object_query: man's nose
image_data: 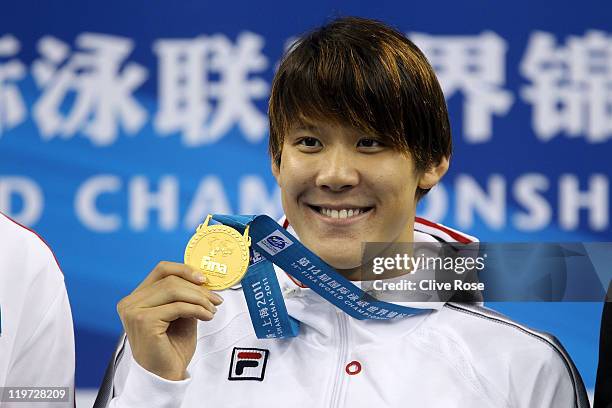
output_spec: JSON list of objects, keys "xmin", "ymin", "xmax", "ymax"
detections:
[{"xmin": 314, "ymin": 147, "xmax": 360, "ymax": 192}]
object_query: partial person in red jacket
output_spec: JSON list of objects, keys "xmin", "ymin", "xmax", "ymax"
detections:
[{"xmin": 0, "ymin": 213, "xmax": 75, "ymax": 408}]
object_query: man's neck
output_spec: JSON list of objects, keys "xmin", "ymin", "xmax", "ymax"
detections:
[{"xmin": 337, "ymin": 226, "xmax": 416, "ymax": 281}]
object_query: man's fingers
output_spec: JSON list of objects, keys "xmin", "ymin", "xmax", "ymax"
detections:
[
  {"xmin": 132, "ymin": 276, "xmax": 220, "ymax": 313},
  {"xmin": 138, "ymin": 261, "xmax": 206, "ymax": 289},
  {"xmin": 119, "ymin": 274, "xmax": 224, "ymax": 314},
  {"xmin": 153, "ymin": 302, "xmax": 215, "ymax": 323},
  {"xmin": 204, "ymin": 287, "xmax": 224, "ymax": 305}
]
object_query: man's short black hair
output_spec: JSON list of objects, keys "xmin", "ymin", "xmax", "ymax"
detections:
[{"xmin": 268, "ymin": 16, "xmax": 451, "ymax": 199}]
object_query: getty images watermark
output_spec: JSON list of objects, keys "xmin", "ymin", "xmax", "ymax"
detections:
[
  {"xmin": 360, "ymin": 242, "xmax": 612, "ymax": 302},
  {"xmin": 370, "ymin": 249, "xmax": 486, "ymax": 292}
]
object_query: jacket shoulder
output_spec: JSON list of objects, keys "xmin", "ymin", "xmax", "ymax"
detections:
[
  {"xmin": 434, "ymin": 303, "xmax": 589, "ymax": 407},
  {"xmin": 0, "ymin": 212, "xmax": 64, "ymax": 287}
]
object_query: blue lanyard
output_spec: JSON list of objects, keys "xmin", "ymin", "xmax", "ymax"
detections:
[{"xmin": 212, "ymin": 214, "xmax": 431, "ymax": 339}]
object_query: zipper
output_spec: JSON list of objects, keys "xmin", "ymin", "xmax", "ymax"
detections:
[{"xmin": 329, "ymin": 310, "xmax": 349, "ymax": 408}]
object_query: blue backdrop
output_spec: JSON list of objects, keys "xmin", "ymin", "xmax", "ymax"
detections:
[{"xmin": 0, "ymin": 0, "xmax": 609, "ymax": 396}]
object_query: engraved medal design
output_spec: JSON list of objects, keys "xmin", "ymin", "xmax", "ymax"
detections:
[{"xmin": 184, "ymin": 214, "xmax": 250, "ymax": 290}]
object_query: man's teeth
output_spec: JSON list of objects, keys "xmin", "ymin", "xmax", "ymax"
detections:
[{"xmin": 318, "ymin": 207, "xmax": 365, "ymax": 219}]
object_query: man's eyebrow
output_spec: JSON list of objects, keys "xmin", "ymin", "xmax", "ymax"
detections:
[{"xmin": 292, "ymin": 123, "xmax": 320, "ymax": 132}]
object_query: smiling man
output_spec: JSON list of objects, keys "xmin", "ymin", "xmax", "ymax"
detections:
[{"xmin": 95, "ymin": 17, "xmax": 588, "ymax": 408}]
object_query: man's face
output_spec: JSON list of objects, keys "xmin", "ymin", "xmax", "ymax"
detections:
[{"xmin": 272, "ymin": 121, "xmax": 443, "ymax": 272}]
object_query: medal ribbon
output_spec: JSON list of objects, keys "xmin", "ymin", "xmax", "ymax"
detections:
[{"xmin": 212, "ymin": 214, "xmax": 431, "ymax": 339}]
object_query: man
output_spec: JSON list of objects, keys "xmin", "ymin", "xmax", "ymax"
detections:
[
  {"xmin": 95, "ymin": 17, "xmax": 588, "ymax": 407},
  {"xmin": 0, "ymin": 212, "xmax": 75, "ymax": 407}
]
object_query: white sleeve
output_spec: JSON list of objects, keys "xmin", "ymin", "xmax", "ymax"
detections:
[
  {"xmin": 108, "ymin": 347, "xmax": 192, "ymax": 408},
  {"xmin": 512, "ymin": 344, "xmax": 579, "ymax": 408},
  {"xmin": 4, "ymin": 256, "xmax": 75, "ymax": 408},
  {"xmin": 439, "ymin": 304, "xmax": 588, "ymax": 408}
]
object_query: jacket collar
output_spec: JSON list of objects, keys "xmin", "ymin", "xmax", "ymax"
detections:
[{"xmin": 274, "ymin": 215, "xmax": 448, "ymax": 311}]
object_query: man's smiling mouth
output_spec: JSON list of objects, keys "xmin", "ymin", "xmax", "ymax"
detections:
[{"xmin": 308, "ymin": 205, "xmax": 374, "ymax": 220}]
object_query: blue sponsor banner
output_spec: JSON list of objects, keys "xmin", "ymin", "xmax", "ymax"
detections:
[{"xmin": 0, "ymin": 0, "xmax": 609, "ymax": 391}]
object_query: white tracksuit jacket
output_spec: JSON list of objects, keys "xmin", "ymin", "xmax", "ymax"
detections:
[
  {"xmin": 0, "ymin": 213, "xmax": 75, "ymax": 408},
  {"xmin": 97, "ymin": 217, "xmax": 588, "ymax": 408}
]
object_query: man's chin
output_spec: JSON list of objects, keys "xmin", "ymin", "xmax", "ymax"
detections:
[
  {"xmin": 301, "ymin": 236, "xmax": 365, "ymax": 269},
  {"xmin": 315, "ymin": 251, "xmax": 363, "ymax": 271}
]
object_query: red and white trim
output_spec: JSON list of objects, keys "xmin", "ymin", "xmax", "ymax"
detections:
[
  {"xmin": 277, "ymin": 214, "xmax": 476, "ymax": 288},
  {"xmin": 414, "ymin": 217, "xmax": 476, "ymax": 244},
  {"xmin": 0, "ymin": 212, "xmax": 65, "ymax": 275},
  {"xmin": 278, "ymin": 215, "xmax": 306, "ymax": 288}
]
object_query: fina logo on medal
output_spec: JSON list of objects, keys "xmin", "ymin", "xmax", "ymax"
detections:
[
  {"xmin": 257, "ymin": 230, "xmax": 293, "ymax": 256},
  {"xmin": 228, "ymin": 347, "xmax": 270, "ymax": 381},
  {"xmin": 200, "ymin": 238, "xmax": 234, "ymax": 275}
]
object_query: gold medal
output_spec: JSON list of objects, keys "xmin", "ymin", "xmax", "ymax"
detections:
[{"xmin": 184, "ymin": 214, "xmax": 251, "ymax": 290}]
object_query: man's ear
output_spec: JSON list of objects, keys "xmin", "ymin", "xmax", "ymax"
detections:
[
  {"xmin": 418, "ymin": 156, "xmax": 450, "ymax": 190},
  {"xmin": 271, "ymin": 160, "xmax": 281, "ymax": 186}
]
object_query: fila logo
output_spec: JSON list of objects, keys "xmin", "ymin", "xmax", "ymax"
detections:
[{"xmin": 228, "ymin": 347, "xmax": 269, "ymax": 381}]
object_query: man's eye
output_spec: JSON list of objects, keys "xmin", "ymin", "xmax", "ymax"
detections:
[
  {"xmin": 357, "ymin": 138, "xmax": 383, "ymax": 148},
  {"xmin": 298, "ymin": 137, "xmax": 322, "ymax": 147}
]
